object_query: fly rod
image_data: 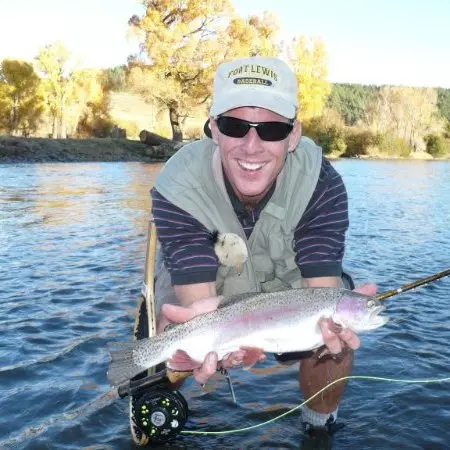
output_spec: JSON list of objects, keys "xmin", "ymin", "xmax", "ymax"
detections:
[{"xmin": 377, "ymin": 268, "xmax": 450, "ymax": 301}]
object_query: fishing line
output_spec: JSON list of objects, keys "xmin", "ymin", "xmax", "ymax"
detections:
[
  {"xmin": 181, "ymin": 269, "xmax": 450, "ymax": 436},
  {"xmin": 181, "ymin": 374, "xmax": 450, "ymax": 436}
]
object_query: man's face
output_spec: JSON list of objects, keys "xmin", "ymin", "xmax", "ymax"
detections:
[{"xmin": 210, "ymin": 107, "xmax": 301, "ymax": 207}]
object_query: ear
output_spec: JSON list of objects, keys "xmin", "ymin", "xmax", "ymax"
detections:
[
  {"xmin": 209, "ymin": 118, "xmax": 219, "ymax": 144},
  {"xmin": 287, "ymin": 120, "xmax": 302, "ymax": 153}
]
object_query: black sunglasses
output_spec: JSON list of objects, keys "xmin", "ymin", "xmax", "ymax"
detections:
[{"xmin": 216, "ymin": 116, "xmax": 294, "ymax": 142}]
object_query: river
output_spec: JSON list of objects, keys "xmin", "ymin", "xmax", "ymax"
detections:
[{"xmin": 0, "ymin": 159, "xmax": 449, "ymax": 449}]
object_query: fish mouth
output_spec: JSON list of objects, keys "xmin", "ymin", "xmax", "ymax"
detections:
[{"xmin": 367, "ymin": 305, "xmax": 389, "ymax": 328}]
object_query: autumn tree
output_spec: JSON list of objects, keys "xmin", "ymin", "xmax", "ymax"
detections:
[
  {"xmin": 127, "ymin": 1, "xmax": 280, "ymax": 141},
  {"xmin": 288, "ymin": 37, "xmax": 331, "ymax": 121},
  {"xmin": 77, "ymin": 69, "xmax": 114, "ymax": 137},
  {"xmin": 0, "ymin": 59, "xmax": 44, "ymax": 135},
  {"xmin": 219, "ymin": 12, "xmax": 280, "ymax": 60},
  {"xmin": 34, "ymin": 42, "xmax": 76, "ymax": 138},
  {"xmin": 365, "ymin": 87, "xmax": 440, "ymax": 151},
  {"xmin": 35, "ymin": 42, "xmax": 105, "ymax": 138}
]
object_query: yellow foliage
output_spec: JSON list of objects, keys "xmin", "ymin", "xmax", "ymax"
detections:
[
  {"xmin": 366, "ymin": 86, "xmax": 440, "ymax": 151},
  {"xmin": 221, "ymin": 11, "xmax": 280, "ymax": 59},
  {"xmin": 288, "ymin": 36, "xmax": 331, "ymax": 121},
  {"xmin": 35, "ymin": 42, "xmax": 106, "ymax": 138},
  {"xmin": 127, "ymin": 1, "xmax": 281, "ymax": 140},
  {"xmin": 0, "ymin": 59, "xmax": 44, "ymax": 135}
]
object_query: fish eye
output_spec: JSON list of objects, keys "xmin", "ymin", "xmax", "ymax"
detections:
[{"xmin": 367, "ymin": 300, "xmax": 376, "ymax": 308}]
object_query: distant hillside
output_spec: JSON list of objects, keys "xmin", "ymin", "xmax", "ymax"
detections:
[
  {"xmin": 329, "ymin": 83, "xmax": 450, "ymax": 126},
  {"xmin": 108, "ymin": 91, "xmax": 208, "ymax": 141},
  {"xmin": 108, "ymin": 91, "xmax": 160, "ymax": 139}
]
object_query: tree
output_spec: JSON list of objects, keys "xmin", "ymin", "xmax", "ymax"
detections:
[
  {"xmin": 424, "ymin": 133, "xmax": 449, "ymax": 157},
  {"xmin": 220, "ymin": 12, "xmax": 280, "ymax": 60},
  {"xmin": 287, "ymin": 37, "xmax": 331, "ymax": 121},
  {"xmin": 327, "ymin": 83, "xmax": 377, "ymax": 126},
  {"xmin": 437, "ymin": 88, "xmax": 450, "ymax": 123},
  {"xmin": 0, "ymin": 59, "xmax": 44, "ymax": 135},
  {"xmin": 101, "ymin": 65, "xmax": 128, "ymax": 92},
  {"xmin": 127, "ymin": 1, "xmax": 280, "ymax": 141},
  {"xmin": 35, "ymin": 42, "xmax": 104, "ymax": 138},
  {"xmin": 365, "ymin": 87, "xmax": 439, "ymax": 151},
  {"xmin": 35, "ymin": 42, "xmax": 80, "ymax": 138}
]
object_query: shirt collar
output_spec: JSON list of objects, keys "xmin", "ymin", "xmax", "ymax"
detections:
[{"xmin": 222, "ymin": 168, "xmax": 275, "ymax": 216}]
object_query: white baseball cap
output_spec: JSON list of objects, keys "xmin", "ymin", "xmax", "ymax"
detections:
[{"xmin": 210, "ymin": 56, "xmax": 298, "ymax": 119}]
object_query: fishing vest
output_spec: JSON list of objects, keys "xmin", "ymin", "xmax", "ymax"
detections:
[{"xmin": 154, "ymin": 136, "xmax": 322, "ymax": 307}]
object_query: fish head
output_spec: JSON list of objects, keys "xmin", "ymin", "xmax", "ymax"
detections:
[{"xmin": 334, "ymin": 293, "xmax": 389, "ymax": 333}]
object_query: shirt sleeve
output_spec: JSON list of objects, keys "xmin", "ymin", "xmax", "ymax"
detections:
[
  {"xmin": 293, "ymin": 159, "xmax": 349, "ymax": 278},
  {"xmin": 151, "ymin": 188, "xmax": 219, "ymax": 285}
]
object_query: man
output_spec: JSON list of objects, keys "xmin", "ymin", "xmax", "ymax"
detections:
[{"xmin": 150, "ymin": 56, "xmax": 376, "ymax": 445}]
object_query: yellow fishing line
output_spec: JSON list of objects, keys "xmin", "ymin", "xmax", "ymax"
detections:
[{"xmin": 181, "ymin": 375, "xmax": 450, "ymax": 436}]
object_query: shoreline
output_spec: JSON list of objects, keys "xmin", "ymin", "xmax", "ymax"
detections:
[
  {"xmin": 0, "ymin": 136, "xmax": 448, "ymax": 163},
  {"xmin": 0, "ymin": 136, "xmax": 176, "ymax": 164}
]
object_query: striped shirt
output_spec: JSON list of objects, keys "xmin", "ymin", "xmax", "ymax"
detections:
[{"xmin": 152, "ymin": 157, "xmax": 348, "ymax": 285}]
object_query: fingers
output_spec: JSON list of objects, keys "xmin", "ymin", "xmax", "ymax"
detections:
[
  {"xmin": 354, "ymin": 283, "xmax": 377, "ymax": 296},
  {"xmin": 193, "ymin": 351, "xmax": 218, "ymax": 385},
  {"xmin": 317, "ymin": 283, "xmax": 375, "ymax": 355},
  {"xmin": 339, "ymin": 327, "xmax": 360, "ymax": 350},
  {"xmin": 193, "ymin": 347, "xmax": 267, "ymax": 386},
  {"xmin": 162, "ymin": 304, "xmax": 197, "ymax": 323},
  {"xmin": 319, "ymin": 318, "xmax": 360, "ymax": 354},
  {"xmin": 161, "ymin": 296, "xmax": 223, "ymax": 324},
  {"xmin": 156, "ymin": 314, "xmax": 170, "ymax": 334},
  {"xmin": 221, "ymin": 350, "xmax": 246, "ymax": 369}
]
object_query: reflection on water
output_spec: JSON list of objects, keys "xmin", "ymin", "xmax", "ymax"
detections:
[{"xmin": 0, "ymin": 160, "xmax": 449, "ymax": 449}]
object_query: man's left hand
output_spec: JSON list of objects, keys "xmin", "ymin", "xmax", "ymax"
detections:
[{"xmin": 319, "ymin": 283, "xmax": 377, "ymax": 354}]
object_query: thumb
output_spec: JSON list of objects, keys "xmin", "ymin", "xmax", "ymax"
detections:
[
  {"xmin": 354, "ymin": 283, "xmax": 377, "ymax": 296},
  {"xmin": 162, "ymin": 304, "xmax": 196, "ymax": 323},
  {"xmin": 161, "ymin": 296, "xmax": 223, "ymax": 324}
]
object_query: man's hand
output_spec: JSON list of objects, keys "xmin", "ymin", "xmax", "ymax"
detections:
[
  {"xmin": 159, "ymin": 296, "xmax": 265, "ymax": 385},
  {"xmin": 318, "ymin": 283, "xmax": 378, "ymax": 354}
]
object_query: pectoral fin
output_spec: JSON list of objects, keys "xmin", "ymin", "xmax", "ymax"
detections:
[{"xmin": 167, "ymin": 349, "xmax": 202, "ymax": 371}]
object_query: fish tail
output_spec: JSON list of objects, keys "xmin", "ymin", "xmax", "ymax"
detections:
[{"xmin": 107, "ymin": 341, "xmax": 149, "ymax": 386}]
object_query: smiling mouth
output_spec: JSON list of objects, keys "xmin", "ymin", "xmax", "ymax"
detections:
[{"xmin": 237, "ymin": 160, "xmax": 266, "ymax": 171}]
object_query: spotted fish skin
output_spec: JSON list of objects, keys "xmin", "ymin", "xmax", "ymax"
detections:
[{"xmin": 107, "ymin": 288, "xmax": 388, "ymax": 386}]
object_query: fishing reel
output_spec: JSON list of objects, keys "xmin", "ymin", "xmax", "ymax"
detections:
[{"xmin": 118, "ymin": 370, "xmax": 189, "ymax": 444}]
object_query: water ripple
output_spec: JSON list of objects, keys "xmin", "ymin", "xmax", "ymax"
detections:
[{"xmin": 1, "ymin": 161, "xmax": 449, "ymax": 448}]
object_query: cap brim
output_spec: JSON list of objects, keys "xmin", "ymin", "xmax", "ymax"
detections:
[{"xmin": 210, "ymin": 89, "xmax": 297, "ymax": 119}]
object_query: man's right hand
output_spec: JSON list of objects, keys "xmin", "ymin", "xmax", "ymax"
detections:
[{"xmin": 158, "ymin": 296, "xmax": 265, "ymax": 385}]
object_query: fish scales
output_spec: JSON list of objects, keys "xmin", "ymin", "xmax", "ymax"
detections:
[{"xmin": 108, "ymin": 288, "xmax": 388, "ymax": 386}]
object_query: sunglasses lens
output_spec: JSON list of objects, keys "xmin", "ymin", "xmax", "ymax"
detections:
[
  {"xmin": 258, "ymin": 122, "xmax": 293, "ymax": 141},
  {"xmin": 216, "ymin": 117, "xmax": 293, "ymax": 141},
  {"xmin": 216, "ymin": 116, "xmax": 249, "ymax": 138}
]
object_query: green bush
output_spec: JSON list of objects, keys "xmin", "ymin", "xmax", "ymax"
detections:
[
  {"xmin": 302, "ymin": 118, "xmax": 346, "ymax": 155},
  {"xmin": 372, "ymin": 133, "xmax": 412, "ymax": 157},
  {"xmin": 391, "ymin": 137, "xmax": 412, "ymax": 157},
  {"xmin": 330, "ymin": 137, "xmax": 347, "ymax": 155},
  {"xmin": 343, "ymin": 130, "xmax": 376, "ymax": 157},
  {"xmin": 424, "ymin": 134, "xmax": 449, "ymax": 157}
]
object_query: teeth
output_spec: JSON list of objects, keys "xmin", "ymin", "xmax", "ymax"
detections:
[{"xmin": 238, "ymin": 160, "xmax": 265, "ymax": 171}]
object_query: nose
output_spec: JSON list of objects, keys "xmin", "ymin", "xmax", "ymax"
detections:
[{"xmin": 241, "ymin": 127, "xmax": 262, "ymax": 153}]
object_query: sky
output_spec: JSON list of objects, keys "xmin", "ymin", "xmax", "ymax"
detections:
[{"xmin": 0, "ymin": 0, "xmax": 449, "ymax": 88}]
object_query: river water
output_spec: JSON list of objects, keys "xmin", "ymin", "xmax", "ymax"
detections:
[{"xmin": 0, "ymin": 160, "xmax": 449, "ymax": 449}]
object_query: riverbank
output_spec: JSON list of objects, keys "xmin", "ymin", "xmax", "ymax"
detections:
[
  {"xmin": 0, "ymin": 136, "xmax": 180, "ymax": 163},
  {"xmin": 0, "ymin": 136, "xmax": 447, "ymax": 163}
]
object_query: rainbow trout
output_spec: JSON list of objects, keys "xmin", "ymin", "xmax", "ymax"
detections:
[{"xmin": 108, "ymin": 287, "xmax": 388, "ymax": 386}]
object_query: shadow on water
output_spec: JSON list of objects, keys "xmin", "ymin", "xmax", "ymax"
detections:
[{"xmin": 1, "ymin": 160, "xmax": 450, "ymax": 449}]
